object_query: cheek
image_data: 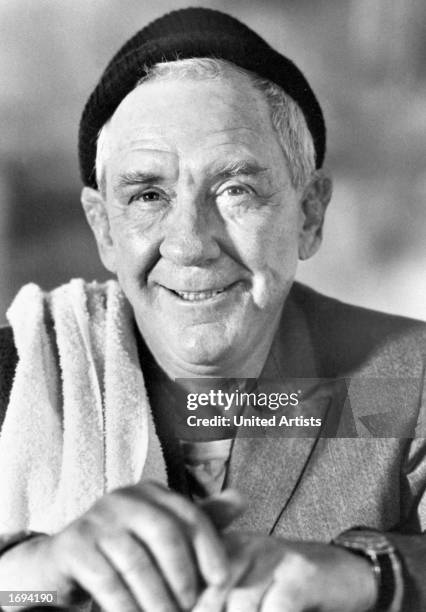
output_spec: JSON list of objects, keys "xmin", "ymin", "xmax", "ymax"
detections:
[
  {"xmin": 106, "ymin": 241, "xmax": 153, "ymax": 309},
  {"xmin": 109, "ymin": 215, "xmax": 162, "ymax": 281},
  {"xmin": 229, "ymin": 212, "xmax": 299, "ymax": 276},
  {"xmin": 227, "ymin": 213, "xmax": 299, "ymax": 309}
]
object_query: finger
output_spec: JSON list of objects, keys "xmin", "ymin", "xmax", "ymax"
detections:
[
  {"xmin": 64, "ymin": 538, "xmax": 140, "ymax": 612},
  {"xmin": 98, "ymin": 532, "xmax": 180, "ymax": 612},
  {"xmin": 136, "ymin": 482, "xmax": 230, "ymax": 585},
  {"xmin": 122, "ymin": 496, "xmax": 200, "ymax": 609},
  {"xmin": 225, "ymin": 585, "xmax": 265, "ymax": 612},
  {"xmin": 192, "ymin": 585, "xmax": 229, "ymax": 612},
  {"xmin": 260, "ymin": 555, "xmax": 308, "ymax": 612},
  {"xmin": 193, "ymin": 537, "xmax": 254, "ymax": 612},
  {"xmin": 200, "ymin": 490, "xmax": 246, "ymax": 530},
  {"xmin": 260, "ymin": 587, "xmax": 302, "ymax": 612}
]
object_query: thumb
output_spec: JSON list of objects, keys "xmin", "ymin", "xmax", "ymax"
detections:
[{"xmin": 200, "ymin": 489, "xmax": 246, "ymax": 530}]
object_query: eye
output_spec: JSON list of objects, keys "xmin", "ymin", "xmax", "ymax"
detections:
[
  {"xmin": 223, "ymin": 185, "xmax": 252, "ymax": 197},
  {"xmin": 216, "ymin": 183, "xmax": 257, "ymax": 209},
  {"xmin": 225, "ymin": 185, "xmax": 250, "ymax": 196},
  {"xmin": 140, "ymin": 190, "xmax": 160, "ymax": 201},
  {"xmin": 128, "ymin": 189, "xmax": 168, "ymax": 205}
]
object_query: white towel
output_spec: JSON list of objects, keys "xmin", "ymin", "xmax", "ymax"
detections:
[{"xmin": 0, "ymin": 278, "xmax": 167, "ymax": 535}]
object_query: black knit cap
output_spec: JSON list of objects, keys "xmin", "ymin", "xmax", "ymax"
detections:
[{"xmin": 79, "ymin": 7, "xmax": 326, "ymax": 188}]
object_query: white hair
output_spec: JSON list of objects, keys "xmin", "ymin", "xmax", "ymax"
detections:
[{"xmin": 96, "ymin": 58, "xmax": 315, "ymax": 193}]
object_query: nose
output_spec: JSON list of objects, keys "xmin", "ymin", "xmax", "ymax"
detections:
[{"xmin": 159, "ymin": 200, "xmax": 221, "ymax": 266}]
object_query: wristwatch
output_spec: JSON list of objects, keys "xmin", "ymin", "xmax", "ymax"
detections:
[{"xmin": 332, "ymin": 528, "xmax": 403, "ymax": 612}]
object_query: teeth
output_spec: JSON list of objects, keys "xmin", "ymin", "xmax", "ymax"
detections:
[{"xmin": 176, "ymin": 289, "xmax": 225, "ymax": 301}]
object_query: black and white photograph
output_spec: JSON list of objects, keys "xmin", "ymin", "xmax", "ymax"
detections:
[{"xmin": 0, "ymin": 1, "xmax": 425, "ymax": 611}]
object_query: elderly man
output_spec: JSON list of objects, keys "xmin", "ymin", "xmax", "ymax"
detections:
[{"xmin": 0, "ymin": 7, "xmax": 425, "ymax": 612}]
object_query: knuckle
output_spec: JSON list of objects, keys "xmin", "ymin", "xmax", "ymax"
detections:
[
  {"xmin": 123, "ymin": 480, "xmax": 164, "ymax": 498},
  {"xmin": 281, "ymin": 551, "xmax": 317, "ymax": 580},
  {"xmin": 106, "ymin": 486, "xmax": 132, "ymax": 503},
  {"xmin": 141, "ymin": 479, "xmax": 168, "ymax": 492},
  {"xmin": 108, "ymin": 483, "xmax": 155, "ymax": 510},
  {"xmin": 180, "ymin": 502, "xmax": 201, "ymax": 525},
  {"xmin": 185, "ymin": 503, "xmax": 216, "ymax": 535},
  {"xmin": 55, "ymin": 521, "xmax": 91, "ymax": 556},
  {"xmin": 74, "ymin": 516, "xmax": 98, "ymax": 539},
  {"xmin": 90, "ymin": 495, "xmax": 120, "ymax": 524}
]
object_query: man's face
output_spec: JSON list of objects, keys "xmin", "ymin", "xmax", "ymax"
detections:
[{"xmin": 88, "ymin": 73, "xmax": 315, "ymax": 374}]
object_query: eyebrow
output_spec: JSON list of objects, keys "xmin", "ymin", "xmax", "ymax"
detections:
[
  {"xmin": 212, "ymin": 159, "xmax": 269, "ymax": 180},
  {"xmin": 113, "ymin": 160, "xmax": 269, "ymax": 195},
  {"xmin": 113, "ymin": 170, "xmax": 165, "ymax": 195}
]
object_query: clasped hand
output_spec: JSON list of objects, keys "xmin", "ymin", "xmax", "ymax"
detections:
[{"xmin": 0, "ymin": 482, "xmax": 377, "ymax": 612}]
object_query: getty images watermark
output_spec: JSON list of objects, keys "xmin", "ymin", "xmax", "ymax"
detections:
[
  {"xmin": 185, "ymin": 387, "xmax": 321, "ymax": 429},
  {"xmin": 173, "ymin": 377, "xmax": 424, "ymax": 439}
]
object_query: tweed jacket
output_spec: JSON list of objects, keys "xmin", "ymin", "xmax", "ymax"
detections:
[{"xmin": 1, "ymin": 282, "xmax": 426, "ymax": 610}]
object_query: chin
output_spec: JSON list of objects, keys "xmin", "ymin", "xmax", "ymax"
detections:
[{"xmin": 174, "ymin": 325, "xmax": 237, "ymax": 369}]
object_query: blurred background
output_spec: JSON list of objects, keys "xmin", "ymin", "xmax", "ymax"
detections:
[{"xmin": 1, "ymin": 0, "xmax": 425, "ymax": 324}]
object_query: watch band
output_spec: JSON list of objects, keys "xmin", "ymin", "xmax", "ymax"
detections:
[{"xmin": 332, "ymin": 529, "xmax": 403, "ymax": 612}]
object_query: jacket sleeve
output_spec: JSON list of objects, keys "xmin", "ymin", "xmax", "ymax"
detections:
[
  {"xmin": 386, "ymin": 532, "xmax": 426, "ymax": 611},
  {"xmin": 387, "ymin": 375, "xmax": 426, "ymax": 611}
]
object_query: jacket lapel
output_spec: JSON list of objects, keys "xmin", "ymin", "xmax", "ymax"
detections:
[{"xmin": 226, "ymin": 292, "xmax": 334, "ymax": 534}]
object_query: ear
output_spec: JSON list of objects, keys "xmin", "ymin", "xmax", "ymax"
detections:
[
  {"xmin": 298, "ymin": 169, "xmax": 332, "ymax": 260},
  {"xmin": 80, "ymin": 186, "xmax": 117, "ymax": 273}
]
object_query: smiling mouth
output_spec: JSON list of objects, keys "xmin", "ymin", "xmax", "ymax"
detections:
[
  {"xmin": 174, "ymin": 288, "xmax": 225, "ymax": 301},
  {"xmin": 166, "ymin": 282, "xmax": 241, "ymax": 302}
]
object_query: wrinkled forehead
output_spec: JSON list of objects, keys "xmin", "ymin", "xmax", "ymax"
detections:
[
  {"xmin": 96, "ymin": 70, "xmax": 275, "ymax": 185},
  {"xmin": 115, "ymin": 71, "xmax": 268, "ymax": 137}
]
